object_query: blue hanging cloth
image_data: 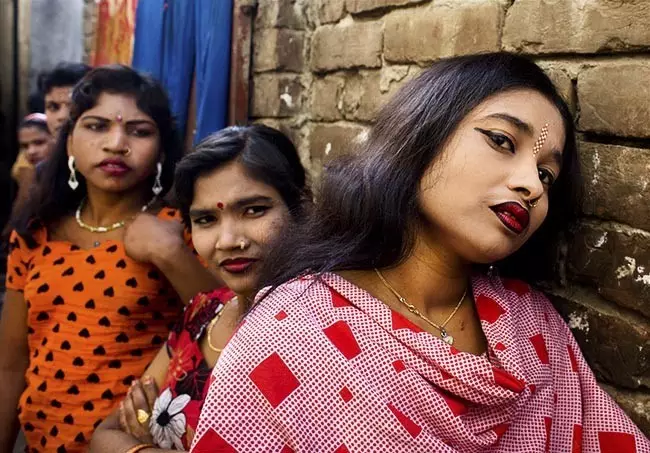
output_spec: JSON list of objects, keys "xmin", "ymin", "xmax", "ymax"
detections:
[
  {"xmin": 132, "ymin": 0, "xmax": 233, "ymax": 143},
  {"xmin": 194, "ymin": 0, "xmax": 233, "ymax": 143}
]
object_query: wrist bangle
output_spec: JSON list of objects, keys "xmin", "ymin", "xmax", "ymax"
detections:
[{"xmin": 124, "ymin": 444, "xmax": 154, "ymax": 453}]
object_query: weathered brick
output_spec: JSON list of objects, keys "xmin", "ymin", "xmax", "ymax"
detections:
[
  {"xmin": 602, "ymin": 384, "xmax": 650, "ymax": 436},
  {"xmin": 310, "ymin": 122, "xmax": 368, "ymax": 164},
  {"xmin": 318, "ymin": 0, "xmax": 346, "ymax": 24},
  {"xmin": 537, "ymin": 63, "xmax": 575, "ymax": 113},
  {"xmin": 579, "ymin": 142, "xmax": 650, "ymax": 231},
  {"xmin": 254, "ymin": 29, "xmax": 305, "ymax": 73},
  {"xmin": 384, "ymin": 1, "xmax": 502, "ymax": 63},
  {"xmin": 577, "ymin": 64, "xmax": 650, "ymax": 138},
  {"xmin": 251, "ymin": 74, "xmax": 303, "ymax": 118},
  {"xmin": 503, "ymin": 0, "xmax": 650, "ymax": 54},
  {"xmin": 311, "ymin": 75, "xmax": 345, "ymax": 121},
  {"xmin": 255, "ymin": 118, "xmax": 311, "ymax": 171},
  {"xmin": 568, "ymin": 221, "xmax": 650, "ymax": 318},
  {"xmin": 255, "ymin": 0, "xmax": 307, "ymax": 29},
  {"xmin": 346, "ymin": 0, "xmax": 425, "ymax": 14},
  {"xmin": 311, "ymin": 18, "xmax": 383, "ymax": 72},
  {"xmin": 549, "ymin": 288, "xmax": 650, "ymax": 390},
  {"xmin": 341, "ymin": 65, "xmax": 417, "ymax": 121}
]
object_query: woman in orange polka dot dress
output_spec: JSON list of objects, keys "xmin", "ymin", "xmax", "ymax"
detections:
[{"xmin": 0, "ymin": 66, "xmax": 219, "ymax": 453}]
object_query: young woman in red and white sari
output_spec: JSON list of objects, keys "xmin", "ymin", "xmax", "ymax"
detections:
[{"xmin": 192, "ymin": 53, "xmax": 650, "ymax": 452}]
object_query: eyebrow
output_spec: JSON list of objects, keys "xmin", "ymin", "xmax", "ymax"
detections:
[
  {"xmin": 484, "ymin": 113, "xmax": 534, "ymax": 136},
  {"xmin": 189, "ymin": 195, "xmax": 275, "ymax": 217},
  {"xmin": 80, "ymin": 115, "xmax": 156, "ymax": 126}
]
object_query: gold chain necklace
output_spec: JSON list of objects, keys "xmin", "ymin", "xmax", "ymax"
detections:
[
  {"xmin": 375, "ymin": 269, "xmax": 466, "ymax": 345},
  {"xmin": 207, "ymin": 297, "xmax": 238, "ymax": 353},
  {"xmin": 75, "ymin": 196, "xmax": 157, "ymax": 233}
]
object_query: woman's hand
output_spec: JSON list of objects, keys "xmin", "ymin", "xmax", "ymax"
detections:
[
  {"xmin": 124, "ymin": 213, "xmax": 185, "ymax": 264},
  {"xmin": 118, "ymin": 377, "xmax": 160, "ymax": 445}
]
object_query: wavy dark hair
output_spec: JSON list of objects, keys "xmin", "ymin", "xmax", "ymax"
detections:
[
  {"xmin": 262, "ymin": 52, "xmax": 582, "ymax": 289},
  {"xmin": 174, "ymin": 124, "xmax": 310, "ymax": 227},
  {"xmin": 11, "ymin": 65, "xmax": 182, "ymax": 247}
]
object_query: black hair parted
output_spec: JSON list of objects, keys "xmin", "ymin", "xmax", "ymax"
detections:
[
  {"xmin": 260, "ymin": 52, "xmax": 582, "ymax": 289},
  {"xmin": 10, "ymin": 65, "xmax": 182, "ymax": 247},
  {"xmin": 174, "ymin": 124, "xmax": 310, "ymax": 226}
]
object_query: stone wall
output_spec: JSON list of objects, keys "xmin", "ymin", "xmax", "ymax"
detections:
[{"xmin": 250, "ymin": 0, "xmax": 650, "ymax": 434}]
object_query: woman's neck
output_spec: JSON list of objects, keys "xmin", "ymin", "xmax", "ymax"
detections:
[
  {"xmin": 346, "ymin": 234, "xmax": 471, "ymax": 318},
  {"xmin": 83, "ymin": 185, "xmax": 154, "ymax": 226}
]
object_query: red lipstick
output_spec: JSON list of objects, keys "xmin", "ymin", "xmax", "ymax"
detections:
[
  {"xmin": 491, "ymin": 202, "xmax": 530, "ymax": 234},
  {"xmin": 220, "ymin": 258, "xmax": 258, "ymax": 274},
  {"xmin": 98, "ymin": 158, "xmax": 131, "ymax": 176}
]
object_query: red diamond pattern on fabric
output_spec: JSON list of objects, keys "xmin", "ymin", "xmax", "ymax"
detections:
[
  {"xmin": 571, "ymin": 424, "xmax": 582, "ymax": 453},
  {"xmin": 388, "ymin": 403, "xmax": 422, "ymax": 439},
  {"xmin": 280, "ymin": 446, "xmax": 295, "ymax": 453},
  {"xmin": 492, "ymin": 367, "xmax": 526, "ymax": 393},
  {"xmin": 339, "ymin": 386, "xmax": 353, "ymax": 403},
  {"xmin": 439, "ymin": 368, "xmax": 452, "ymax": 381},
  {"xmin": 392, "ymin": 359, "xmax": 406, "ymax": 373},
  {"xmin": 192, "ymin": 428, "xmax": 236, "ymax": 453},
  {"xmin": 493, "ymin": 423, "xmax": 509, "ymax": 442},
  {"xmin": 502, "ymin": 278, "xmax": 529, "ymax": 296},
  {"xmin": 530, "ymin": 333, "xmax": 550, "ymax": 364},
  {"xmin": 475, "ymin": 295, "xmax": 506, "ymax": 324},
  {"xmin": 598, "ymin": 431, "xmax": 637, "ymax": 453},
  {"xmin": 391, "ymin": 311, "xmax": 424, "ymax": 333},
  {"xmin": 329, "ymin": 286, "xmax": 353, "ymax": 308},
  {"xmin": 275, "ymin": 310, "xmax": 288, "ymax": 321},
  {"xmin": 494, "ymin": 342, "xmax": 507, "ymax": 351},
  {"xmin": 249, "ymin": 352, "xmax": 300, "ymax": 408},
  {"xmin": 333, "ymin": 445, "xmax": 350, "ymax": 453},
  {"xmin": 567, "ymin": 344, "xmax": 578, "ymax": 372},
  {"xmin": 544, "ymin": 417, "xmax": 552, "ymax": 452},
  {"xmin": 323, "ymin": 320, "xmax": 362, "ymax": 360},
  {"xmin": 437, "ymin": 389, "xmax": 468, "ymax": 416}
]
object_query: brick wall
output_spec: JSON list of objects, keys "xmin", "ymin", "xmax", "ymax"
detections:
[{"xmin": 250, "ymin": 0, "xmax": 650, "ymax": 433}]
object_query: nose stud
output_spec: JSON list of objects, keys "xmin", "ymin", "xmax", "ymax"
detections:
[
  {"xmin": 239, "ymin": 241, "xmax": 246, "ymax": 250},
  {"xmin": 528, "ymin": 199, "xmax": 539, "ymax": 209}
]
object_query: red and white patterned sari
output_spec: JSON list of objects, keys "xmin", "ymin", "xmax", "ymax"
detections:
[{"xmin": 191, "ymin": 273, "xmax": 649, "ymax": 452}]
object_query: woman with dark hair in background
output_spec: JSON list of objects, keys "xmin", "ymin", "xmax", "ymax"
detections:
[
  {"xmin": 89, "ymin": 125, "xmax": 310, "ymax": 453},
  {"xmin": 192, "ymin": 53, "xmax": 649, "ymax": 452},
  {"xmin": 0, "ymin": 65, "xmax": 218, "ymax": 453}
]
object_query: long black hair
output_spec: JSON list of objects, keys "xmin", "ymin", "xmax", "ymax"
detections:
[
  {"xmin": 262, "ymin": 52, "xmax": 582, "ymax": 288},
  {"xmin": 174, "ymin": 124, "xmax": 310, "ymax": 227},
  {"xmin": 11, "ymin": 65, "xmax": 182, "ymax": 247}
]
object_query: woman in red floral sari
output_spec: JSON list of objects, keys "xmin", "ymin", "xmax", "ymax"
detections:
[
  {"xmin": 191, "ymin": 53, "xmax": 649, "ymax": 452},
  {"xmin": 89, "ymin": 124, "xmax": 310, "ymax": 452}
]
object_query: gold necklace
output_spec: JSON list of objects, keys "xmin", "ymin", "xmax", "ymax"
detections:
[
  {"xmin": 75, "ymin": 196, "xmax": 157, "ymax": 233},
  {"xmin": 375, "ymin": 269, "xmax": 466, "ymax": 345},
  {"xmin": 207, "ymin": 297, "xmax": 237, "ymax": 353}
]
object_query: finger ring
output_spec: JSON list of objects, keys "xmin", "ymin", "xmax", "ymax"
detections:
[{"xmin": 136, "ymin": 409, "xmax": 150, "ymax": 424}]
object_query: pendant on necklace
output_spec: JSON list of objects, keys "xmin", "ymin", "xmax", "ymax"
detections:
[
  {"xmin": 440, "ymin": 330, "xmax": 454, "ymax": 345},
  {"xmin": 93, "ymin": 241, "xmax": 100, "ymax": 247}
]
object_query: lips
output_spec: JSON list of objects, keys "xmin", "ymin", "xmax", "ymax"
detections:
[
  {"xmin": 491, "ymin": 202, "xmax": 530, "ymax": 234},
  {"xmin": 98, "ymin": 158, "xmax": 131, "ymax": 176},
  {"xmin": 220, "ymin": 258, "xmax": 258, "ymax": 274}
]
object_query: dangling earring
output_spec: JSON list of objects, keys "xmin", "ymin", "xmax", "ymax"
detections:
[
  {"xmin": 68, "ymin": 156, "xmax": 79, "ymax": 190},
  {"xmin": 152, "ymin": 162, "xmax": 163, "ymax": 195}
]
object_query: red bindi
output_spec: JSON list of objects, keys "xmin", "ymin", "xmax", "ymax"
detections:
[{"xmin": 217, "ymin": 202, "xmax": 224, "ymax": 210}]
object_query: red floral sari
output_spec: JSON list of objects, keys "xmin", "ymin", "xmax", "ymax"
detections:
[
  {"xmin": 150, "ymin": 287, "xmax": 234, "ymax": 450},
  {"xmin": 191, "ymin": 273, "xmax": 649, "ymax": 452}
]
